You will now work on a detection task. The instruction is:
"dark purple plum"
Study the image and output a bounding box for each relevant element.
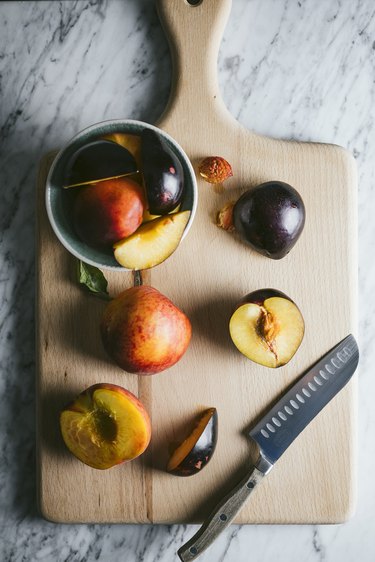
[63,140,138,188]
[233,181,305,259]
[141,129,184,215]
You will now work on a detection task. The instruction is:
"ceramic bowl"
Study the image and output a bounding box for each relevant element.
[45,119,197,270]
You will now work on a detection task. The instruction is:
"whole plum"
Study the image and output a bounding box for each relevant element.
[233,181,305,259]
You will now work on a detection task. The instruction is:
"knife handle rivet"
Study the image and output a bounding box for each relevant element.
[246,481,255,489]
[189,546,198,555]
[219,513,227,521]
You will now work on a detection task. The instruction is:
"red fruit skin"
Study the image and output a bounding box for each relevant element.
[100,286,192,375]
[73,177,145,249]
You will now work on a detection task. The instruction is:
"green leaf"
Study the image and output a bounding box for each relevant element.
[77,260,110,299]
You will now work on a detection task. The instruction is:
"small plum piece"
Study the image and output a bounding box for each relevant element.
[233,181,305,259]
[167,408,218,476]
[199,156,233,184]
[141,128,184,215]
[100,285,192,375]
[60,383,151,470]
[113,210,190,270]
[73,177,146,250]
[64,140,138,188]
[229,289,304,368]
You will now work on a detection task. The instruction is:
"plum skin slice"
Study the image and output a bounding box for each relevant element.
[167,408,218,476]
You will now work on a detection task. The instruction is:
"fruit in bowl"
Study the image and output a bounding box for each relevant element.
[60,383,151,470]
[141,128,184,215]
[229,289,304,368]
[46,120,197,271]
[102,132,142,170]
[113,210,190,269]
[101,285,192,375]
[63,139,139,188]
[73,177,145,249]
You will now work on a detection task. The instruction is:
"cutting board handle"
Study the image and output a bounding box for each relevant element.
[156,0,232,125]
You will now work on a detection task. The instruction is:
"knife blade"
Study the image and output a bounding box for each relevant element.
[178,334,359,561]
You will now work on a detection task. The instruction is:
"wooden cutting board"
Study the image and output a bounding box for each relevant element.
[36,0,358,524]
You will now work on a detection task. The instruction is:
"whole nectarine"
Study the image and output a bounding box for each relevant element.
[100,286,192,375]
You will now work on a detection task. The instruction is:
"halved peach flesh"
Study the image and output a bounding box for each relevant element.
[60,385,151,470]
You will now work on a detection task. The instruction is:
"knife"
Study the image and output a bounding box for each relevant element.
[178,334,359,561]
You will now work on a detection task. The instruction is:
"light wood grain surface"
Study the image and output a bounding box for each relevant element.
[36,0,358,524]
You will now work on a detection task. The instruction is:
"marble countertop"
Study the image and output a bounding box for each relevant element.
[1,0,374,560]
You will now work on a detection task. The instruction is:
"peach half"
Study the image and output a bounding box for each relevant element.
[60,383,151,470]
[229,289,305,368]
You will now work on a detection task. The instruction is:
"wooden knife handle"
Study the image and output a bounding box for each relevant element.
[177,465,265,561]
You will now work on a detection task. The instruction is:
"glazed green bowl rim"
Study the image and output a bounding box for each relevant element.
[45,119,198,271]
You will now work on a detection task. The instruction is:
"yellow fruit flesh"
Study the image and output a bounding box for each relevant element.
[264,297,304,366]
[229,297,304,368]
[167,408,215,472]
[142,204,180,223]
[113,210,190,270]
[230,304,277,368]
[60,388,150,470]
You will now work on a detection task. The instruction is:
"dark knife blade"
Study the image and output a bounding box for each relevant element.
[178,334,359,562]
[249,334,359,465]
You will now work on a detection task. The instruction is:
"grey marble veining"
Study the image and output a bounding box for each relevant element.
[1,0,374,561]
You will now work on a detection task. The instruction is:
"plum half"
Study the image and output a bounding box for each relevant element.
[233,181,305,259]
[63,139,138,188]
[167,408,218,476]
[141,129,184,215]
[229,289,304,368]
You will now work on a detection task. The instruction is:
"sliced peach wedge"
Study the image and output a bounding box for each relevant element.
[113,210,190,270]
[60,384,151,470]
[229,289,305,368]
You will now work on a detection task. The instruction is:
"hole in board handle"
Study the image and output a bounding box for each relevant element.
[186,0,203,6]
